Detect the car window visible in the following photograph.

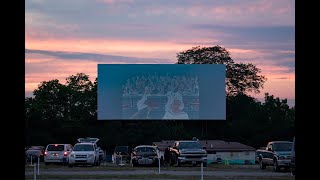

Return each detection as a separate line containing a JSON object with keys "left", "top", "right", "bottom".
{"left": 47, "top": 145, "right": 65, "bottom": 151}
{"left": 179, "top": 142, "right": 202, "bottom": 149}
{"left": 73, "top": 144, "right": 94, "bottom": 151}
{"left": 273, "top": 143, "right": 292, "bottom": 151}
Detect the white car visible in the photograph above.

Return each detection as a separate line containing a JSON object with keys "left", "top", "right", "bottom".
{"left": 44, "top": 144, "right": 73, "bottom": 165}
{"left": 68, "top": 138, "right": 101, "bottom": 167}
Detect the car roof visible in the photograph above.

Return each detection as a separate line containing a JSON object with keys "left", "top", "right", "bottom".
{"left": 270, "top": 141, "right": 292, "bottom": 144}
{"left": 29, "top": 146, "right": 45, "bottom": 149}
{"left": 47, "top": 144, "right": 71, "bottom": 146}
{"left": 135, "top": 145, "right": 155, "bottom": 148}
{"left": 177, "top": 140, "right": 199, "bottom": 143}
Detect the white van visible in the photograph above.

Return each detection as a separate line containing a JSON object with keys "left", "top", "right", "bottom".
{"left": 44, "top": 144, "right": 73, "bottom": 165}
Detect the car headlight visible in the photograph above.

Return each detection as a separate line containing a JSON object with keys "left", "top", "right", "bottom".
{"left": 279, "top": 156, "right": 285, "bottom": 160}
{"left": 88, "top": 154, "right": 94, "bottom": 158}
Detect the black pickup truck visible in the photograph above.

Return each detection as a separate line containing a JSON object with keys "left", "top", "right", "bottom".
{"left": 169, "top": 140, "right": 207, "bottom": 167}
{"left": 257, "top": 141, "right": 293, "bottom": 172}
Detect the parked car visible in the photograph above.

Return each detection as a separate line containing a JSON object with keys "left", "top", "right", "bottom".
{"left": 68, "top": 138, "right": 101, "bottom": 167}
{"left": 25, "top": 146, "right": 45, "bottom": 163}
{"left": 131, "top": 145, "right": 159, "bottom": 167}
{"left": 113, "top": 146, "right": 131, "bottom": 163}
{"left": 44, "top": 144, "right": 73, "bottom": 165}
{"left": 291, "top": 137, "right": 295, "bottom": 175}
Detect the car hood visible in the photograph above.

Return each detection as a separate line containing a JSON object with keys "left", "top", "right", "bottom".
{"left": 180, "top": 149, "right": 206, "bottom": 154}
{"left": 274, "top": 151, "right": 291, "bottom": 156}
{"left": 134, "top": 152, "right": 157, "bottom": 157}
{"left": 71, "top": 151, "right": 95, "bottom": 155}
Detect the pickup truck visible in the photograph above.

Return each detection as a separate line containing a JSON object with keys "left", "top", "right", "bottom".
{"left": 257, "top": 141, "right": 293, "bottom": 172}
{"left": 169, "top": 140, "right": 207, "bottom": 167}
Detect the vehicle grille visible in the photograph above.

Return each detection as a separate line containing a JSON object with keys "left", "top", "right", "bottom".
{"left": 75, "top": 160, "right": 87, "bottom": 163}
{"left": 286, "top": 156, "right": 291, "bottom": 159}
{"left": 185, "top": 155, "right": 203, "bottom": 158}
{"left": 75, "top": 155, "right": 87, "bottom": 158}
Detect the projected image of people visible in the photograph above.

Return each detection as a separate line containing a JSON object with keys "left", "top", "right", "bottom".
{"left": 122, "top": 73, "right": 199, "bottom": 119}
{"left": 162, "top": 92, "right": 188, "bottom": 119}
{"left": 129, "top": 86, "right": 156, "bottom": 119}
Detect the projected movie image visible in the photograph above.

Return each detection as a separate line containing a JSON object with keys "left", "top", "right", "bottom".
{"left": 122, "top": 74, "right": 199, "bottom": 119}
{"left": 98, "top": 64, "right": 226, "bottom": 120}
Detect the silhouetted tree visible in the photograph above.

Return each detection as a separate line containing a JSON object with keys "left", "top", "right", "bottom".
{"left": 177, "top": 46, "right": 267, "bottom": 96}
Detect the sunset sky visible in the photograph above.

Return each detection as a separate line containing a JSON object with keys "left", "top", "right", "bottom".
{"left": 25, "top": 0, "right": 295, "bottom": 106}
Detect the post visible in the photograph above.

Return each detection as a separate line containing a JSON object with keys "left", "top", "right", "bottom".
{"left": 119, "top": 154, "right": 125, "bottom": 166}
{"left": 34, "top": 162, "right": 36, "bottom": 180}
{"left": 201, "top": 162, "right": 203, "bottom": 180}
{"left": 158, "top": 156, "right": 161, "bottom": 174}
{"left": 37, "top": 156, "right": 40, "bottom": 175}
{"left": 30, "top": 155, "right": 33, "bottom": 166}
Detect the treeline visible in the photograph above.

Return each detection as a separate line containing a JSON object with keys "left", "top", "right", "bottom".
{"left": 25, "top": 46, "right": 295, "bottom": 151}
{"left": 25, "top": 73, "right": 294, "bottom": 152}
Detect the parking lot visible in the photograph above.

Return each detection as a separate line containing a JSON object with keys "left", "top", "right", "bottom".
{"left": 25, "top": 162, "right": 294, "bottom": 180}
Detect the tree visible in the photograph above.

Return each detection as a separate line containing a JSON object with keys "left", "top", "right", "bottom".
{"left": 177, "top": 46, "right": 267, "bottom": 96}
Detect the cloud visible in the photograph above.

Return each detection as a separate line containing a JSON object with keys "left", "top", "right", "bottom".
{"left": 25, "top": 49, "right": 173, "bottom": 93}
{"left": 25, "top": 49, "right": 169, "bottom": 63}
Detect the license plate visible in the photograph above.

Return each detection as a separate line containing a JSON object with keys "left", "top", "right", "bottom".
{"left": 52, "top": 153, "right": 58, "bottom": 157}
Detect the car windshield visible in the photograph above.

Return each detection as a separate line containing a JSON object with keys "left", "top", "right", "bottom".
{"left": 47, "top": 145, "right": 64, "bottom": 151}
{"left": 136, "top": 147, "right": 156, "bottom": 153}
{"left": 73, "top": 144, "right": 94, "bottom": 151}
{"left": 115, "top": 146, "right": 128, "bottom": 153}
{"left": 273, "top": 143, "right": 292, "bottom": 151}
{"left": 179, "top": 142, "right": 203, "bottom": 149}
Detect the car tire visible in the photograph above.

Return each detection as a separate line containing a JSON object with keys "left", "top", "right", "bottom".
{"left": 259, "top": 159, "right": 266, "bottom": 170}
{"left": 273, "top": 160, "right": 279, "bottom": 172}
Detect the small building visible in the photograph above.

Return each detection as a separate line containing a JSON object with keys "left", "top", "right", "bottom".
{"left": 199, "top": 140, "right": 256, "bottom": 165}
{"left": 153, "top": 140, "right": 256, "bottom": 165}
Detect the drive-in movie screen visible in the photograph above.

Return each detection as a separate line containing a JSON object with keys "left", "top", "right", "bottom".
{"left": 98, "top": 64, "right": 226, "bottom": 120}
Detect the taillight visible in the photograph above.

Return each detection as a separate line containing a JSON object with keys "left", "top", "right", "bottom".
{"left": 64, "top": 151, "right": 67, "bottom": 156}
{"left": 44, "top": 151, "right": 47, "bottom": 156}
